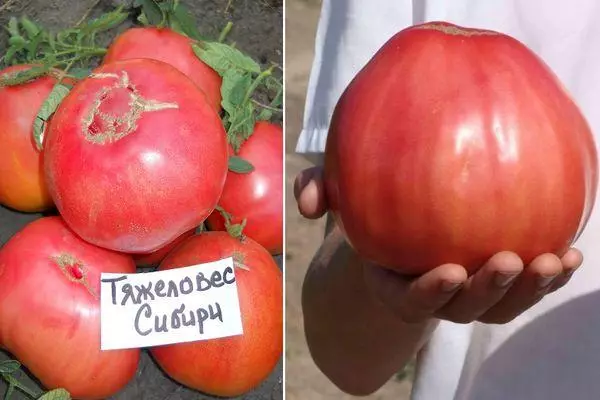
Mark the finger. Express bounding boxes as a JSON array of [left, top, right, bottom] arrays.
[[548, 248, 583, 292], [437, 252, 524, 323], [294, 166, 327, 219], [364, 263, 468, 323], [478, 253, 563, 324]]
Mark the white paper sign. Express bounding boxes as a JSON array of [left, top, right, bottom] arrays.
[[100, 257, 243, 350]]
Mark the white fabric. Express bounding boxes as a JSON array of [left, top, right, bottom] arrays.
[[296, 1, 600, 399]]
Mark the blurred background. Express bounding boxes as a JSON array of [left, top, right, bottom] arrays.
[[284, 0, 412, 398]]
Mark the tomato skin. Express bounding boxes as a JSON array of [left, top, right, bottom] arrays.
[[44, 59, 228, 253], [0, 65, 55, 212], [103, 27, 222, 111], [132, 228, 195, 267], [207, 122, 283, 254], [151, 232, 282, 397], [324, 21, 598, 275], [0, 217, 139, 399]]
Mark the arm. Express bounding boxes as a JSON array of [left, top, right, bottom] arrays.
[[302, 222, 437, 396]]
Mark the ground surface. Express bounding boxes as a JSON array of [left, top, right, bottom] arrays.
[[0, 0, 282, 399], [284, 0, 412, 398]]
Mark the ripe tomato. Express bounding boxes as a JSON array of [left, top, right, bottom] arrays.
[[206, 122, 283, 254], [103, 27, 222, 111], [0, 217, 139, 399], [151, 232, 282, 397], [132, 228, 196, 267], [324, 21, 598, 275], [0, 65, 55, 212], [44, 59, 228, 253]]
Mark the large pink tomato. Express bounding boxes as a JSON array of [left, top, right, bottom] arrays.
[[207, 122, 283, 254], [324, 21, 598, 275], [151, 232, 282, 397], [0, 217, 139, 399], [103, 27, 222, 111], [0, 65, 55, 212], [44, 59, 228, 253]]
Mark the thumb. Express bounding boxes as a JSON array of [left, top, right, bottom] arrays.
[[294, 166, 328, 219]]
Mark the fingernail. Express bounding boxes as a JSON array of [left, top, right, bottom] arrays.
[[441, 281, 462, 292], [537, 274, 558, 288], [494, 272, 519, 288]]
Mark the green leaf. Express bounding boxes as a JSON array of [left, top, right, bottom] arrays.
[[4, 47, 18, 64], [138, 0, 165, 26], [0, 360, 20, 375], [0, 66, 48, 86], [33, 83, 71, 151], [228, 155, 255, 174], [227, 101, 256, 150], [38, 389, 71, 400], [7, 17, 19, 37], [171, 3, 201, 40], [83, 7, 128, 33], [20, 16, 40, 38], [257, 108, 273, 121], [220, 70, 251, 115], [47, 32, 56, 50], [25, 33, 44, 60], [8, 36, 26, 47], [192, 42, 261, 77], [137, 12, 149, 25]]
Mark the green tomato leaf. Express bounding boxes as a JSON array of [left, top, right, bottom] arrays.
[[137, 12, 149, 25], [257, 108, 273, 121], [228, 155, 255, 174], [138, 0, 165, 26], [171, 2, 201, 40], [227, 102, 256, 150], [7, 17, 19, 37], [8, 36, 26, 47], [0, 65, 48, 87], [33, 83, 71, 151], [38, 389, 71, 400], [220, 69, 251, 115], [83, 7, 129, 33], [4, 47, 18, 64], [25, 33, 44, 61], [192, 42, 261, 77], [20, 16, 40, 38], [0, 360, 20, 375]]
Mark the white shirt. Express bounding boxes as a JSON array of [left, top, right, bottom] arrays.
[[295, 1, 600, 399]]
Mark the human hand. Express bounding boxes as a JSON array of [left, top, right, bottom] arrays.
[[294, 166, 583, 324]]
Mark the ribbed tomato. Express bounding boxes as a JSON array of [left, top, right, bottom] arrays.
[[0, 217, 139, 399], [324, 21, 598, 275], [103, 27, 222, 111], [151, 232, 282, 397], [44, 59, 228, 253], [207, 122, 283, 254], [0, 65, 55, 212]]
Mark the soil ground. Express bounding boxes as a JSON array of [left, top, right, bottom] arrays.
[[0, 0, 282, 399], [284, 0, 412, 398]]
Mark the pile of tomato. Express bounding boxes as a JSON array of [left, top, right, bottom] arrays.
[[0, 24, 282, 400]]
